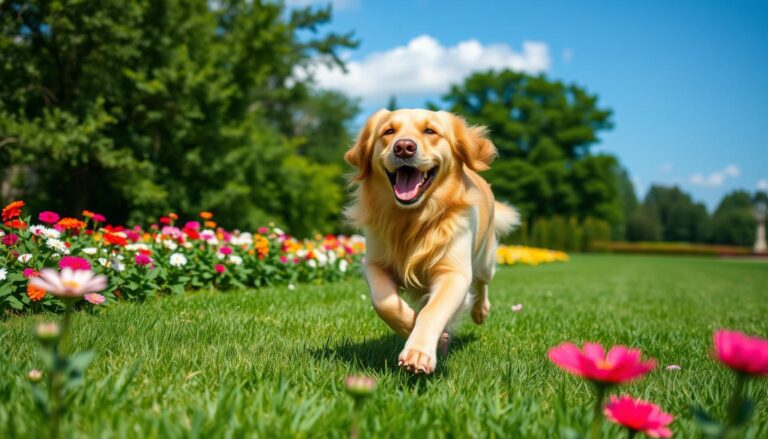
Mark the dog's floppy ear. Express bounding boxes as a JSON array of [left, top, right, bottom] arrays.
[[447, 113, 497, 172], [345, 109, 389, 181]]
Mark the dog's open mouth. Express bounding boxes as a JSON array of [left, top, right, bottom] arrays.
[[386, 166, 438, 204]]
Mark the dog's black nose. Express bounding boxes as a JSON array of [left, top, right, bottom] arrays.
[[393, 139, 417, 159]]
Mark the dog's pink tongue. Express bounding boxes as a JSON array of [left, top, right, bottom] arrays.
[[394, 168, 422, 200]]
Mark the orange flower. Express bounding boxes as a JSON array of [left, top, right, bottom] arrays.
[[168, 213, 178, 220], [2, 200, 24, 222], [204, 220, 216, 228], [27, 284, 46, 301], [199, 211, 213, 220], [57, 218, 86, 230], [82, 210, 95, 218]]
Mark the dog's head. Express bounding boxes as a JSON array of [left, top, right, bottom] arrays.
[[345, 109, 497, 208]]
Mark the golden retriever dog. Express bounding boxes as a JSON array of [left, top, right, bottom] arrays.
[[344, 108, 518, 374]]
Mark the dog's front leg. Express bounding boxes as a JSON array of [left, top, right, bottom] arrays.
[[366, 263, 416, 338], [398, 235, 472, 374]]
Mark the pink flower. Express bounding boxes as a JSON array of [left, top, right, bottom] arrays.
[[219, 246, 233, 255], [215, 264, 226, 274], [135, 254, 152, 266], [84, 293, 105, 305], [30, 268, 107, 298], [23, 268, 40, 278], [1, 233, 19, 246], [59, 256, 92, 271], [511, 303, 523, 312], [184, 221, 200, 230], [604, 395, 674, 438], [548, 342, 656, 384], [258, 226, 269, 234], [38, 211, 60, 224], [92, 213, 106, 223], [279, 255, 289, 264], [713, 329, 768, 376]]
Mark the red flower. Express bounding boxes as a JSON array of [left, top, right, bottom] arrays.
[[59, 256, 92, 271], [214, 264, 226, 274], [103, 233, 128, 246], [104, 225, 125, 233], [183, 227, 200, 240], [4, 219, 26, 229], [38, 211, 60, 224], [713, 329, 768, 376], [548, 342, 656, 384], [604, 395, 674, 438], [1, 233, 19, 246], [2, 200, 24, 222], [159, 216, 171, 225]]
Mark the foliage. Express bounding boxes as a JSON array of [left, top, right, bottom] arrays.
[[591, 241, 751, 256], [436, 70, 623, 228], [0, 204, 364, 314], [643, 185, 709, 243], [512, 216, 611, 252], [707, 190, 757, 246], [0, 0, 357, 235], [1, 255, 767, 437]]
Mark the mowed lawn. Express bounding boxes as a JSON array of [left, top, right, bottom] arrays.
[[1, 255, 767, 438]]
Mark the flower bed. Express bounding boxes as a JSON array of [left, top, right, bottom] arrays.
[[496, 245, 569, 266], [590, 241, 753, 256], [1, 201, 364, 313]]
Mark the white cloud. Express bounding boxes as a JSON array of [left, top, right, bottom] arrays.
[[307, 35, 551, 102], [562, 48, 573, 63], [284, 0, 358, 10], [758, 179, 768, 191], [688, 164, 741, 188]]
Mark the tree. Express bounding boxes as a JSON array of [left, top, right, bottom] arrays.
[[437, 70, 622, 227], [0, 0, 356, 236], [643, 185, 709, 242], [707, 190, 756, 246]]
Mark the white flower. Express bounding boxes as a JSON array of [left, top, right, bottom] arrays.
[[0, 267, 6, 281], [288, 283, 296, 291], [17, 254, 32, 263], [30, 225, 46, 236], [328, 251, 337, 264], [169, 253, 188, 267], [82, 247, 98, 255], [228, 255, 243, 265], [41, 228, 61, 239], [307, 259, 317, 269], [316, 252, 328, 267], [230, 232, 253, 246], [46, 238, 69, 254], [111, 258, 125, 272], [125, 243, 150, 252], [30, 268, 107, 298], [216, 252, 226, 260], [183, 242, 193, 249], [273, 227, 285, 236], [0, 230, 4, 238], [98, 258, 109, 267], [162, 240, 178, 251], [339, 259, 348, 273], [296, 249, 308, 259]]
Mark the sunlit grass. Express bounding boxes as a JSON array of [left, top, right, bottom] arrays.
[[1, 255, 767, 437]]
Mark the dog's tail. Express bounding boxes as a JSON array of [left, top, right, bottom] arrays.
[[493, 201, 520, 237]]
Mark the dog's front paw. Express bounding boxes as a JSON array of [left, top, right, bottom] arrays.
[[471, 296, 490, 324], [398, 346, 437, 374]]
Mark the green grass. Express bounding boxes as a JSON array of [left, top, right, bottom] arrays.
[[1, 255, 767, 438]]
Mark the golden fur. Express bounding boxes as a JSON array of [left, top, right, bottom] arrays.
[[345, 109, 517, 374]]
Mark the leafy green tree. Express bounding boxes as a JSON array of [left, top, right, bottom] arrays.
[[707, 190, 756, 246], [437, 70, 622, 228], [627, 204, 663, 242], [0, 0, 356, 236], [643, 185, 709, 242]]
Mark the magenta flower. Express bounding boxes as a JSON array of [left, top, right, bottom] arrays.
[[219, 246, 233, 255], [713, 329, 768, 376], [548, 342, 656, 384], [279, 255, 289, 264], [30, 268, 107, 298], [184, 221, 200, 230], [84, 293, 106, 305], [135, 254, 152, 266], [258, 226, 269, 234], [59, 256, 92, 271], [215, 264, 226, 274], [38, 211, 60, 224], [1, 233, 19, 246], [604, 395, 674, 438], [23, 268, 40, 278], [92, 213, 106, 223]]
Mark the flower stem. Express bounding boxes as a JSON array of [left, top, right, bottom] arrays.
[[725, 373, 748, 438], [49, 304, 72, 439], [591, 385, 607, 439]]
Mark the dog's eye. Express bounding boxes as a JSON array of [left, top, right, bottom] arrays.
[[424, 128, 437, 135], [383, 128, 395, 136]]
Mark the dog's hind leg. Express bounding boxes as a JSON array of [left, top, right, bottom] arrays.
[[470, 281, 490, 325]]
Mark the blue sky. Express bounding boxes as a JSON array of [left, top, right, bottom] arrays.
[[291, 0, 768, 209]]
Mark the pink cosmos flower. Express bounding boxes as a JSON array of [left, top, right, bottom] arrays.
[[1, 233, 18, 246], [135, 254, 152, 266], [511, 304, 523, 312], [219, 246, 233, 255], [59, 255, 92, 271], [38, 211, 60, 224], [30, 268, 107, 298], [604, 395, 674, 438], [548, 342, 656, 384], [215, 264, 226, 274], [84, 293, 106, 305], [713, 329, 768, 376]]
